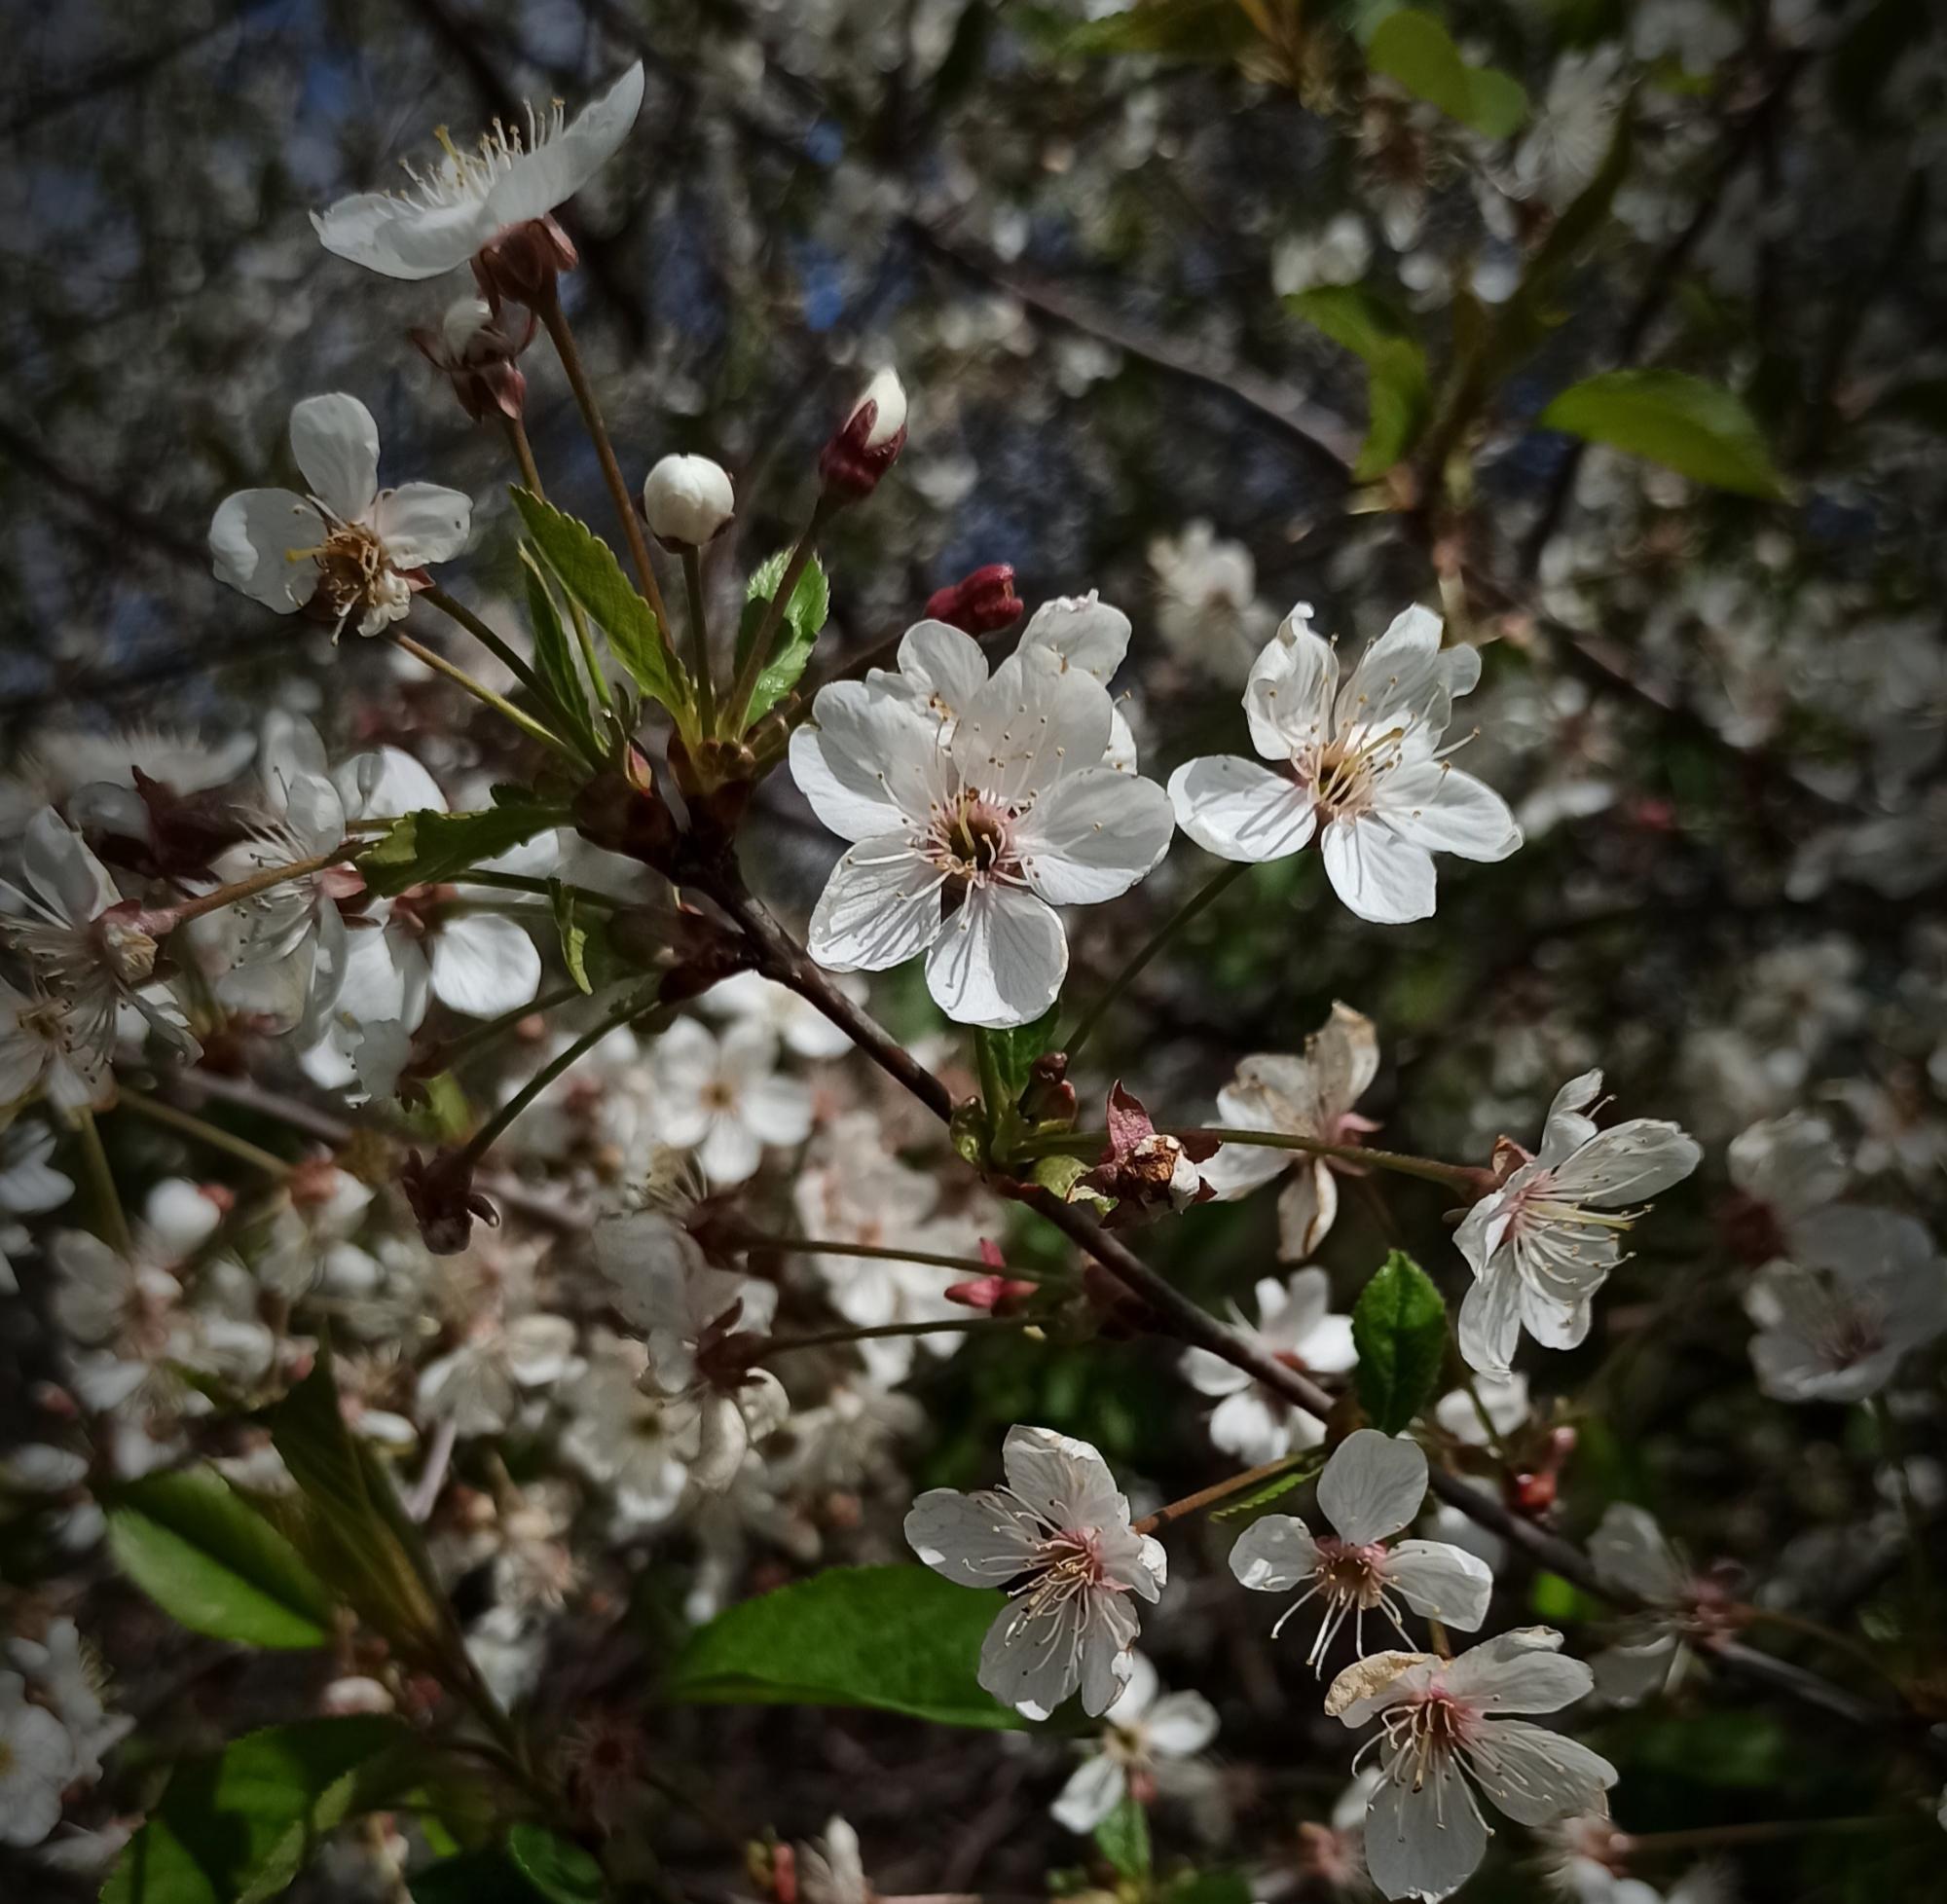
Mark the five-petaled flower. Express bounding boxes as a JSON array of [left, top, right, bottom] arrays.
[[209, 394, 471, 639], [1049, 1650, 1220, 1832], [905, 1425, 1166, 1717], [312, 65, 645, 280], [790, 644, 1173, 1028], [1456, 1071, 1700, 1375], [1230, 1430, 1493, 1673], [1169, 604, 1521, 924], [1327, 1628, 1617, 1902], [1180, 1268, 1356, 1464]]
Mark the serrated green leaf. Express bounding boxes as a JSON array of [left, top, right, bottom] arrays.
[[507, 1825, 605, 1904], [357, 803, 565, 899], [102, 1717, 415, 1904], [1351, 1251, 1448, 1434], [1537, 369, 1789, 499], [1288, 284, 1432, 478], [734, 548, 831, 726], [511, 489, 681, 712], [106, 1468, 335, 1650], [1094, 1795, 1151, 1881], [669, 1564, 1024, 1729], [520, 548, 596, 750], [1366, 9, 1528, 138], [550, 879, 593, 995], [1210, 1455, 1325, 1521]]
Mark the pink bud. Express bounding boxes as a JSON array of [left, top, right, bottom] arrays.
[[819, 368, 907, 502]]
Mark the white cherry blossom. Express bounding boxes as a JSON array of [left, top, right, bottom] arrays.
[[0, 1668, 76, 1848], [1587, 1504, 1708, 1706], [649, 1017, 813, 1188], [905, 1425, 1166, 1717], [1457, 1072, 1701, 1375], [703, 969, 857, 1060], [1328, 1628, 1617, 1902], [791, 651, 1174, 1028], [209, 394, 470, 638], [1050, 1651, 1220, 1832], [1230, 1430, 1493, 1671], [1168, 604, 1521, 925], [1199, 1003, 1381, 1259], [1745, 1206, 1947, 1403], [1433, 1371, 1530, 1447], [312, 65, 645, 279], [1180, 1268, 1356, 1463]]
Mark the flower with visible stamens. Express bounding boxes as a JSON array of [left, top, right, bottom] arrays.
[[209, 394, 471, 640], [906, 1425, 1166, 1717], [312, 66, 645, 281], [1230, 1431, 1492, 1674], [790, 647, 1173, 1028], [1327, 1628, 1617, 1902], [1456, 1071, 1700, 1375], [1168, 603, 1522, 924]]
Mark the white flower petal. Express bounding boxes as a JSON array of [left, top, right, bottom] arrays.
[[1382, 1540, 1494, 1629], [209, 489, 320, 613], [429, 912, 541, 1017], [1363, 1754, 1488, 1902], [1145, 1689, 1220, 1757], [1441, 1628, 1589, 1713], [1319, 817, 1438, 924], [289, 393, 380, 522], [1376, 762, 1523, 862], [370, 482, 472, 567], [905, 1486, 1042, 1587], [1457, 1269, 1523, 1374], [1466, 1718, 1617, 1825], [790, 686, 940, 840], [1022, 593, 1131, 681], [924, 883, 1067, 1029], [951, 656, 1112, 808], [807, 835, 943, 972], [1243, 608, 1338, 762], [1168, 754, 1316, 862], [1318, 1431, 1429, 1545], [1229, 1513, 1321, 1593], [1018, 765, 1174, 905]]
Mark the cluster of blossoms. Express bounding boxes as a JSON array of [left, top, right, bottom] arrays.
[[5, 27, 1946, 1904]]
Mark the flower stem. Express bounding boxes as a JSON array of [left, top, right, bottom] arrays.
[[1064, 862, 1247, 1064], [74, 1107, 132, 1259], [422, 585, 598, 767], [1012, 1121, 1478, 1190], [502, 415, 612, 715], [752, 1315, 1039, 1360], [391, 632, 579, 761], [723, 496, 830, 736], [1737, 1606, 1897, 1686], [681, 544, 717, 736], [431, 980, 590, 1072], [1618, 1816, 1885, 1854], [739, 1232, 1020, 1276], [150, 847, 353, 930], [116, 1086, 292, 1178], [533, 282, 678, 654], [450, 869, 624, 910], [1130, 1453, 1308, 1536], [456, 989, 664, 1168]]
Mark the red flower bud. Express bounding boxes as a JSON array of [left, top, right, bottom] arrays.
[[472, 215, 577, 306], [924, 564, 1022, 634]]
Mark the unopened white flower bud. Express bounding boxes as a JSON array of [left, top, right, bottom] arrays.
[[441, 295, 496, 358], [643, 454, 735, 547], [850, 367, 907, 450]]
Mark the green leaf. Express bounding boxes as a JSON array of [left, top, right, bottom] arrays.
[[507, 1825, 606, 1904], [1287, 285, 1432, 478], [267, 1346, 455, 1665], [357, 802, 565, 899], [734, 548, 832, 725], [1366, 9, 1528, 139], [669, 1564, 1025, 1729], [550, 879, 593, 995], [1165, 1874, 1253, 1904], [1094, 1795, 1152, 1881], [520, 548, 596, 749], [978, 1004, 1062, 1107], [1529, 1569, 1604, 1624], [106, 1468, 335, 1650], [511, 488, 680, 712], [1209, 1453, 1325, 1522], [1536, 370, 1789, 500], [409, 1851, 551, 1904], [1351, 1250, 1448, 1434], [102, 1717, 413, 1904]]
